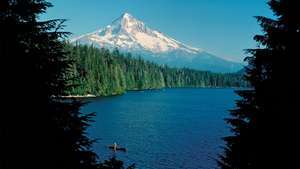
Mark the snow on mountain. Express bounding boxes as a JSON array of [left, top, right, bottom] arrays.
[[71, 13, 243, 73]]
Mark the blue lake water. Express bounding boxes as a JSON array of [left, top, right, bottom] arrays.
[[82, 88, 238, 169]]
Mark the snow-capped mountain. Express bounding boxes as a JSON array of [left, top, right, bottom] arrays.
[[71, 13, 243, 72]]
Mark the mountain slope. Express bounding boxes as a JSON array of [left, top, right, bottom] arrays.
[[71, 13, 243, 72], [66, 45, 247, 96]]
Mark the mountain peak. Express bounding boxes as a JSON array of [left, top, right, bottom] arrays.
[[71, 13, 203, 54], [70, 13, 243, 72], [117, 12, 135, 23], [121, 12, 133, 19], [110, 12, 145, 33]]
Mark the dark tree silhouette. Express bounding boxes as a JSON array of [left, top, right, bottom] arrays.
[[1, 1, 133, 169], [218, 0, 298, 169], [100, 156, 135, 169], [1, 0, 99, 169]]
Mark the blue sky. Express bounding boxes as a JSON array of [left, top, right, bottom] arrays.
[[41, 0, 274, 63]]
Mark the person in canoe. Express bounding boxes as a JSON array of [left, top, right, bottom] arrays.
[[108, 142, 126, 152], [113, 142, 117, 151]]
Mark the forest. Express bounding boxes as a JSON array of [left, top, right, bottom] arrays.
[[65, 44, 247, 96], [3, 0, 295, 169]]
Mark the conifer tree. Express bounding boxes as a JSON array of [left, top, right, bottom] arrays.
[[1, 0, 99, 169], [65, 44, 247, 96], [1, 1, 132, 169], [218, 0, 298, 168]]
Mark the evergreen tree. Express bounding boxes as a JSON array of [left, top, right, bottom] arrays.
[[66, 44, 247, 96], [1, 1, 132, 169], [100, 157, 135, 169], [1, 0, 99, 169], [218, 0, 298, 168]]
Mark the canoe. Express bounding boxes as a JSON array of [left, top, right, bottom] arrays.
[[108, 145, 126, 152]]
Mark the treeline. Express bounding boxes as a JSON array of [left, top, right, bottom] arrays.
[[65, 44, 247, 96]]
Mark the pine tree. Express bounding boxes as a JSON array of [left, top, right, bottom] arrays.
[[1, 1, 135, 169], [218, 0, 298, 168]]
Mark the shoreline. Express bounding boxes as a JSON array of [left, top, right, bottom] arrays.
[[65, 87, 250, 98], [60, 94, 97, 98]]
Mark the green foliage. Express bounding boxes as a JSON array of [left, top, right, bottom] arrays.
[[65, 44, 247, 96]]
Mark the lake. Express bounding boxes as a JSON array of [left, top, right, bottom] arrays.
[[82, 88, 238, 169]]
